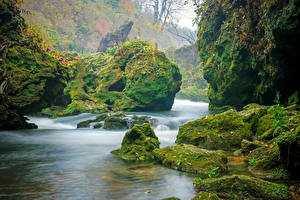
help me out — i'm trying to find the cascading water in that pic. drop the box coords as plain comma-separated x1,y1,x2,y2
0,100,209,200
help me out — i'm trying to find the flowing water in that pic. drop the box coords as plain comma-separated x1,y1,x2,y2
0,100,210,200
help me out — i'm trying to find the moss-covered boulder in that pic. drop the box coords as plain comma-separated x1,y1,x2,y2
103,112,128,130
96,40,182,111
154,144,227,177
176,110,253,150
194,175,291,200
0,0,68,129
192,192,222,200
111,123,160,161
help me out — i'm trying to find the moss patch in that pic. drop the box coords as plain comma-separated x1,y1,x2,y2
154,144,228,177
193,175,291,200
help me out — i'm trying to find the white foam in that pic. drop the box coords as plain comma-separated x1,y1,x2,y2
28,117,76,129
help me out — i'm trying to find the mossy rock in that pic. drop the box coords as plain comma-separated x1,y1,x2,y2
111,123,160,161
256,114,274,140
96,40,182,111
77,119,94,128
240,139,263,155
239,104,268,132
193,175,291,200
154,144,228,177
176,110,253,150
197,0,300,109
248,142,288,179
77,113,108,128
192,192,222,200
103,113,128,130
0,1,69,130
76,113,151,130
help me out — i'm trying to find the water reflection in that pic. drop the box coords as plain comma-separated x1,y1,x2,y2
0,100,209,200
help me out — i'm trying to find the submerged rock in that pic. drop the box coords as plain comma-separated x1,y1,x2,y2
176,110,253,150
193,175,291,200
103,113,128,130
111,123,159,161
154,144,228,177
76,112,151,130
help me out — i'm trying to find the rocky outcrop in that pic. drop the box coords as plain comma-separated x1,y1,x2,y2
111,123,160,161
97,21,133,52
193,175,291,200
154,144,228,177
177,103,300,179
0,0,68,130
197,0,300,110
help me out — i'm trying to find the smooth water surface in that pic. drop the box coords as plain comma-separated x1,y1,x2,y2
0,100,209,200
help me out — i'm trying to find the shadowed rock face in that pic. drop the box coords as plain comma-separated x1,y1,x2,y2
97,21,134,52
0,0,68,130
197,0,300,110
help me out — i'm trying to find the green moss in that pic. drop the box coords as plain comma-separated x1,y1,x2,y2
177,110,253,150
111,123,160,161
166,45,208,102
193,175,291,200
192,192,221,200
96,40,182,111
154,144,228,177
197,0,300,109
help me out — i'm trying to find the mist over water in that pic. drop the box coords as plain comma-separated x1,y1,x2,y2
0,100,209,200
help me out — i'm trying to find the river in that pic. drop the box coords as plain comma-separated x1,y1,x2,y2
0,100,210,200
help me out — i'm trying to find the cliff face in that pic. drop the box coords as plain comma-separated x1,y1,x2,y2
197,0,300,110
0,0,68,130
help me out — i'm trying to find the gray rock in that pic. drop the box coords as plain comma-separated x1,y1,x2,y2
97,21,133,52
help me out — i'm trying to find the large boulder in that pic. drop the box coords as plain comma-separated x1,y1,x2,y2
97,21,133,52
96,40,182,111
193,175,291,200
154,144,227,177
111,123,160,161
176,110,253,150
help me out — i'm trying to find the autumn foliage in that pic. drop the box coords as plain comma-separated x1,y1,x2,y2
95,19,113,36
119,0,136,14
